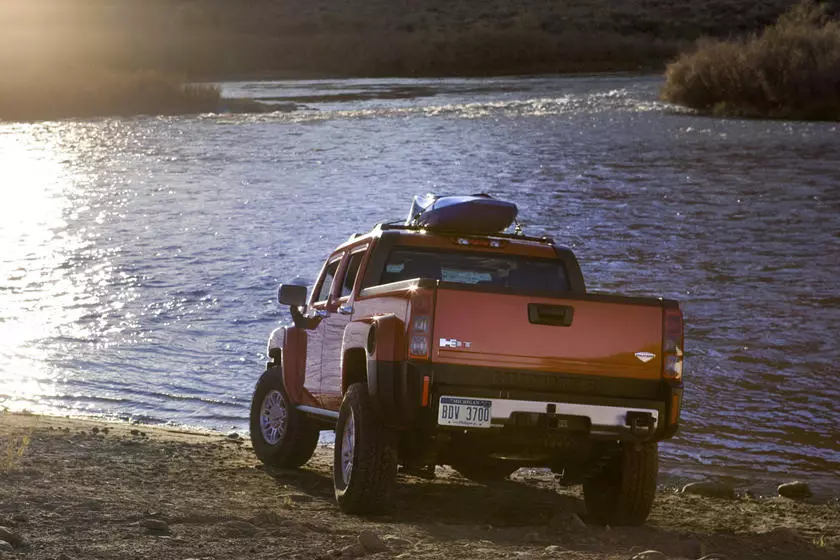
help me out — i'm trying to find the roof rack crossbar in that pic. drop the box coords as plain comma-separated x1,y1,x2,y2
377,223,554,244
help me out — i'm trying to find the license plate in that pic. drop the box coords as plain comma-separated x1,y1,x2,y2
437,396,492,428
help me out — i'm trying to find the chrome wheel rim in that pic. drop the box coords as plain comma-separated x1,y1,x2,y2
259,389,287,445
340,410,355,486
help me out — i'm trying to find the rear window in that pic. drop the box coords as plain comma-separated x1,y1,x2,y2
380,248,570,293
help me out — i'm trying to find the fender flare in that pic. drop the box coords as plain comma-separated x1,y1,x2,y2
266,325,311,406
362,314,403,402
266,326,286,364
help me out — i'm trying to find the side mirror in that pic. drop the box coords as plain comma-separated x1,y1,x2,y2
278,284,307,307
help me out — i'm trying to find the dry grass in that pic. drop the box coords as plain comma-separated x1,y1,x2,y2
0,411,32,474
0,70,221,121
661,1,840,120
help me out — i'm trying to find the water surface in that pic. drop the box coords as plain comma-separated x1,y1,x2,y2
1,75,838,490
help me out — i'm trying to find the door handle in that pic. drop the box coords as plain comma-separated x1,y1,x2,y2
338,304,353,315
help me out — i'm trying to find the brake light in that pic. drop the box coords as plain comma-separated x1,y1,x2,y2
408,290,433,360
453,237,506,248
662,308,684,380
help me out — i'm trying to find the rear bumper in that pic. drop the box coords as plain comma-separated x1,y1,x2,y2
368,360,680,441
481,397,661,439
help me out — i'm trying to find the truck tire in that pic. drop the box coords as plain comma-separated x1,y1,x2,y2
451,459,518,483
583,441,658,526
334,382,398,514
249,367,319,468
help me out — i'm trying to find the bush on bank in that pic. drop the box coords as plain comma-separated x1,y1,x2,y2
0,70,221,121
660,1,840,120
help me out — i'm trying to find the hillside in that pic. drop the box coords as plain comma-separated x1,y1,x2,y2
0,0,806,78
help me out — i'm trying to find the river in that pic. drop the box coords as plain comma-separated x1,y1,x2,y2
1,75,838,492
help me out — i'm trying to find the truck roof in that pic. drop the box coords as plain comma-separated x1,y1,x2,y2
337,223,561,254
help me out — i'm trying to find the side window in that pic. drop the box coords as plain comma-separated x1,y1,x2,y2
340,251,366,298
314,259,341,303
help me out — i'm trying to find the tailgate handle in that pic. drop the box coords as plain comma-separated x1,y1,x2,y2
528,304,574,327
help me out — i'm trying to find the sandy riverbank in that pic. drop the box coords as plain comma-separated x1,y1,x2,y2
1,412,837,559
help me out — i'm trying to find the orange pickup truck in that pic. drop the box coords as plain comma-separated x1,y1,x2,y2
250,220,683,526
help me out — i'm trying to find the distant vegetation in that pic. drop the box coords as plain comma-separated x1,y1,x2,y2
0,70,222,121
0,0,804,79
661,1,840,120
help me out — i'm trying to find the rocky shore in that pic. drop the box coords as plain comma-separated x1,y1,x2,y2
1,412,837,559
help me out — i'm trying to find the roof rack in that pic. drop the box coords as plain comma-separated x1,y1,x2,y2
377,223,555,245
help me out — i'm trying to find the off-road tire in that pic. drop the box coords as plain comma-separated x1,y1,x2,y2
583,441,658,526
451,459,518,483
249,367,319,468
334,382,398,514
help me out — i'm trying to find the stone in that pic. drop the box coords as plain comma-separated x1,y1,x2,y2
227,431,241,440
341,543,368,557
383,535,412,548
218,520,259,537
0,540,14,552
759,527,803,545
680,481,736,500
677,538,705,558
287,494,314,503
544,545,563,553
358,531,388,553
523,531,542,543
548,511,587,532
629,551,667,560
140,519,170,534
0,527,22,547
79,499,103,511
777,481,812,500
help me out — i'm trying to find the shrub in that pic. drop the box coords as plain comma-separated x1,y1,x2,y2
661,1,840,120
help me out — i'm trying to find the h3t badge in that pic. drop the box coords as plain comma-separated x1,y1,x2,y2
440,338,472,349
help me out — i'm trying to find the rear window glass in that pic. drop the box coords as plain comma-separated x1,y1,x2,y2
381,248,570,293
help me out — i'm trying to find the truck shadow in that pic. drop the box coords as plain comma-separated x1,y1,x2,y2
264,465,836,560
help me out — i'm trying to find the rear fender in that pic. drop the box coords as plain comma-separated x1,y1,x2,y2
341,320,374,391
340,314,404,392
367,314,416,425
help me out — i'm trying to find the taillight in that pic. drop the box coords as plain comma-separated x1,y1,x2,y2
408,290,433,360
662,308,684,380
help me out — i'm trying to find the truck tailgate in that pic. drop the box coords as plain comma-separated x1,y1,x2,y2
432,289,663,380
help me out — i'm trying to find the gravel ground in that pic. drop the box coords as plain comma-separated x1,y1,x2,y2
1,412,837,560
